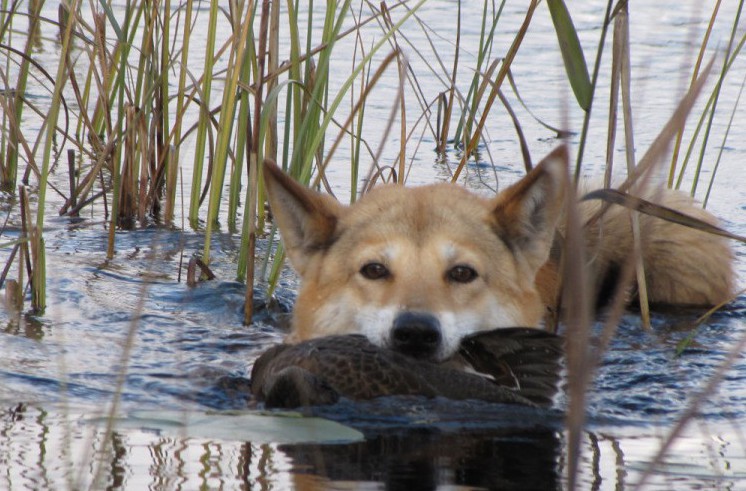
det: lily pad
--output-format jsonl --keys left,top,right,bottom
{"left": 85, "top": 409, "right": 364, "bottom": 444}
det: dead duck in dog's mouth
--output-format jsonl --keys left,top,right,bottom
{"left": 250, "top": 328, "right": 563, "bottom": 409}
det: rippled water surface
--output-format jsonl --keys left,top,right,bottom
{"left": 2, "top": 1, "right": 746, "bottom": 489}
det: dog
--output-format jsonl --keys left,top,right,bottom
{"left": 262, "top": 146, "right": 735, "bottom": 363}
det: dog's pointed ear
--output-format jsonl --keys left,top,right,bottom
{"left": 490, "top": 146, "right": 569, "bottom": 270}
{"left": 263, "top": 160, "right": 344, "bottom": 275}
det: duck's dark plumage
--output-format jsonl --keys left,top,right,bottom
{"left": 250, "top": 328, "right": 563, "bottom": 409}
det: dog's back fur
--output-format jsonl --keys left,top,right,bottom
{"left": 576, "top": 189, "right": 734, "bottom": 306}
{"left": 263, "top": 147, "right": 735, "bottom": 361}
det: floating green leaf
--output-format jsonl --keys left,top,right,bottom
{"left": 86, "top": 410, "right": 365, "bottom": 444}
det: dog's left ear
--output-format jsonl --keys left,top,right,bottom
{"left": 490, "top": 146, "right": 569, "bottom": 270}
{"left": 263, "top": 160, "right": 344, "bottom": 275}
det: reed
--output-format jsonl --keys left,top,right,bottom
{"left": 225, "top": 11, "right": 255, "bottom": 234}
{"left": 0, "top": 2, "right": 743, "bottom": 487}
{"left": 673, "top": 4, "right": 746, "bottom": 194}
{"left": 452, "top": 0, "right": 538, "bottom": 181}
{"left": 201, "top": 0, "right": 256, "bottom": 265}
{"left": 450, "top": 1, "right": 505, "bottom": 160}
{"left": 0, "top": 0, "right": 737, "bottom": 302}
{"left": 28, "top": 0, "right": 78, "bottom": 312}
{"left": 164, "top": 0, "right": 194, "bottom": 224}
{"left": 187, "top": 1, "right": 218, "bottom": 230}
{"left": 0, "top": 1, "right": 426, "bottom": 313}
{"left": 1, "top": 1, "right": 42, "bottom": 191}
{"left": 685, "top": 1, "right": 743, "bottom": 198}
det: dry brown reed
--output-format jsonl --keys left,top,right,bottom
{"left": 0, "top": 2, "right": 743, "bottom": 488}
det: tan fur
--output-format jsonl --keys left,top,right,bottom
{"left": 263, "top": 146, "right": 735, "bottom": 361}
{"left": 578, "top": 189, "right": 734, "bottom": 306}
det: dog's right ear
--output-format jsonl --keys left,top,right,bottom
{"left": 262, "top": 160, "right": 344, "bottom": 275}
{"left": 489, "top": 146, "right": 569, "bottom": 272}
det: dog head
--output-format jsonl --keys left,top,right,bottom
{"left": 263, "top": 147, "right": 568, "bottom": 362}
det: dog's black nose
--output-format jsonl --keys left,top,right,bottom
{"left": 391, "top": 312, "right": 441, "bottom": 359}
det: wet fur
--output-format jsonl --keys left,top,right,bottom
{"left": 263, "top": 147, "right": 735, "bottom": 361}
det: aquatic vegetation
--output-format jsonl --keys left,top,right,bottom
{"left": 0, "top": 1, "right": 744, "bottom": 489}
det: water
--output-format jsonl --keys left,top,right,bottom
{"left": 2, "top": 1, "right": 746, "bottom": 489}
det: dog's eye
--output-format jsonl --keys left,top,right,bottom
{"left": 447, "top": 265, "right": 478, "bottom": 283}
{"left": 360, "top": 262, "right": 390, "bottom": 280}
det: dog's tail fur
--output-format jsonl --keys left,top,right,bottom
{"left": 577, "top": 187, "right": 735, "bottom": 308}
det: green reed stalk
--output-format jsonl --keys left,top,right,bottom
{"left": 202, "top": 1, "right": 256, "bottom": 265}
{"left": 689, "top": 0, "right": 743, "bottom": 197}
{"left": 11, "top": 185, "right": 32, "bottom": 313}
{"left": 132, "top": 4, "right": 153, "bottom": 124}
{"left": 164, "top": 145, "right": 178, "bottom": 222}
{"left": 92, "top": 1, "right": 145, "bottom": 139}
{"left": 167, "top": 0, "right": 194, "bottom": 223}
{"left": 0, "top": 1, "right": 12, "bottom": 190}
{"left": 289, "top": 0, "right": 342, "bottom": 182}
{"left": 704, "top": 73, "right": 746, "bottom": 207}
{"left": 668, "top": 0, "right": 721, "bottom": 188}
{"left": 240, "top": 80, "right": 294, "bottom": 287}
{"left": 317, "top": 50, "right": 399, "bottom": 191}
{"left": 252, "top": 0, "right": 279, "bottom": 231}
{"left": 242, "top": 0, "right": 274, "bottom": 322}
{"left": 673, "top": 101, "right": 711, "bottom": 191}
{"left": 350, "top": 68, "right": 367, "bottom": 201}
{"left": 298, "top": 0, "right": 314, "bottom": 175}
{"left": 265, "top": 0, "right": 280, "bottom": 165}
{"left": 256, "top": 0, "right": 327, "bottom": 289}
{"left": 159, "top": 0, "right": 171, "bottom": 203}
{"left": 435, "top": 0, "right": 460, "bottom": 154}
{"left": 255, "top": 87, "right": 296, "bottom": 288}
{"left": 34, "top": 0, "right": 81, "bottom": 311}
{"left": 348, "top": 13, "right": 371, "bottom": 203}
{"left": 674, "top": 32, "right": 746, "bottom": 191}
{"left": 71, "top": 12, "right": 110, "bottom": 164}
{"left": 297, "top": 0, "right": 427, "bottom": 180}
{"left": 188, "top": 0, "right": 219, "bottom": 229}
{"left": 453, "top": 0, "right": 504, "bottom": 152}
{"left": 120, "top": 107, "right": 135, "bottom": 220}
{"left": 262, "top": 1, "right": 428, "bottom": 294}
{"left": 227, "top": 25, "right": 256, "bottom": 234}
{"left": 107, "top": 1, "right": 142, "bottom": 256}
{"left": 452, "top": 0, "right": 537, "bottom": 181}
{"left": 121, "top": 2, "right": 160, "bottom": 224}
{"left": 237, "top": 1, "right": 279, "bottom": 280}
{"left": 287, "top": 1, "right": 303, "bottom": 162}
{"left": 568, "top": 0, "right": 614, "bottom": 181}
{"left": 132, "top": 3, "right": 162, "bottom": 222}
{"left": 396, "top": 58, "right": 406, "bottom": 182}
{"left": 74, "top": 13, "right": 98, "bottom": 143}
{"left": 2, "top": 1, "right": 43, "bottom": 191}
{"left": 0, "top": 0, "right": 8, "bottom": 40}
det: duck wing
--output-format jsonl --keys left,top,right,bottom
{"left": 457, "top": 328, "right": 564, "bottom": 406}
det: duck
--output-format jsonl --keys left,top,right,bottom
{"left": 250, "top": 328, "right": 563, "bottom": 409}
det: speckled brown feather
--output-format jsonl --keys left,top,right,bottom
{"left": 251, "top": 328, "right": 563, "bottom": 408}
{"left": 457, "top": 328, "right": 564, "bottom": 407}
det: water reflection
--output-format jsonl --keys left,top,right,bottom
{"left": 281, "top": 429, "right": 561, "bottom": 490}
{"left": 3, "top": 402, "right": 744, "bottom": 490}
{"left": 2, "top": 312, "right": 44, "bottom": 340}
{"left": 2, "top": 402, "right": 561, "bottom": 490}
{"left": 0, "top": 404, "right": 294, "bottom": 490}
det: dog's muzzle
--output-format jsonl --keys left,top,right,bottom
{"left": 390, "top": 311, "right": 442, "bottom": 360}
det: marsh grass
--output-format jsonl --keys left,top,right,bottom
{"left": 0, "top": 1, "right": 744, "bottom": 489}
